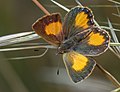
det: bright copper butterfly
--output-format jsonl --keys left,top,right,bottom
{"left": 32, "top": 6, "right": 110, "bottom": 83}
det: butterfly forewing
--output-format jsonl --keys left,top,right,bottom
{"left": 32, "top": 13, "right": 63, "bottom": 46}
{"left": 63, "top": 6, "right": 94, "bottom": 40}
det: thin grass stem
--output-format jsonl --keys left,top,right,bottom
{"left": 0, "top": 45, "right": 56, "bottom": 52}
{"left": 32, "top": 0, "right": 50, "bottom": 15}
{"left": 110, "top": 43, "right": 120, "bottom": 46}
{"left": 9, "top": 48, "right": 48, "bottom": 60}
{"left": 96, "top": 63, "right": 120, "bottom": 88}
{"left": 108, "top": 0, "right": 120, "bottom": 5}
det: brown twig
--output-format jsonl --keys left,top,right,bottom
{"left": 32, "top": 0, "right": 50, "bottom": 15}
{"left": 96, "top": 63, "right": 120, "bottom": 88}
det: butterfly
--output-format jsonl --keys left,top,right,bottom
{"left": 32, "top": 6, "right": 110, "bottom": 83}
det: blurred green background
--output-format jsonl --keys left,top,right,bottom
{"left": 0, "top": 0, "right": 120, "bottom": 92}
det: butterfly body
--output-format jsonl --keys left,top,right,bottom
{"left": 58, "top": 28, "right": 92, "bottom": 54}
{"left": 32, "top": 6, "right": 110, "bottom": 83}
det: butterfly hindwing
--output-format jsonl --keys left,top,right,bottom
{"left": 32, "top": 13, "right": 63, "bottom": 46}
{"left": 63, "top": 6, "right": 94, "bottom": 40}
{"left": 73, "top": 27, "right": 110, "bottom": 56}
{"left": 63, "top": 51, "right": 96, "bottom": 83}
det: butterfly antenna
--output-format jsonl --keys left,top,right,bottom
{"left": 56, "top": 59, "right": 60, "bottom": 75}
{"left": 57, "top": 68, "right": 59, "bottom": 75}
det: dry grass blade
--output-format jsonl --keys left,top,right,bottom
{"left": 32, "top": 0, "right": 50, "bottom": 15}
{"left": 115, "top": 6, "right": 120, "bottom": 15}
{"left": 0, "top": 32, "right": 40, "bottom": 47}
{"left": 51, "top": 0, "right": 70, "bottom": 12}
{"left": 112, "top": 5, "right": 120, "bottom": 17}
{"left": 90, "top": 5, "right": 120, "bottom": 8}
{"left": 109, "top": 47, "right": 120, "bottom": 59}
{"left": 107, "top": 18, "right": 120, "bottom": 54}
{"left": 108, "top": 0, "right": 120, "bottom": 5}
{"left": 107, "top": 18, "right": 119, "bottom": 43}
{"left": 111, "top": 87, "right": 120, "bottom": 92}
{"left": 0, "top": 31, "right": 34, "bottom": 42}
{"left": 100, "top": 21, "right": 120, "bottom": 26}
{"left": 11, "top": 43, "right": 49, "bottom": 47}
{"left": 9, "top": 48, "right": 48, "bottom": 60}
{"left": 96, "top": 63, "right": 120, "bottom": 88}
{"left": 101, "top": 26, "right": 120, "bottom": 32}
{"left": 0, "top": 45, "right": 56, "bottom": 52}
{"left": 110, "top": 43, "right": 120, "bottom": 46}
{"left": 112, "top": 13, "right": 120, "bottom": 17}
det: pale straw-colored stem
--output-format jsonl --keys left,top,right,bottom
{"left": 32, "top": 0, "right": 50, "bottom": 15}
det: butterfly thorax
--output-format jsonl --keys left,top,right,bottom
{"left": 58, "top": 29, "right": 93, "bottom": 54}
{"left": 58, "top": 38, "right": 75, "bottom": 54}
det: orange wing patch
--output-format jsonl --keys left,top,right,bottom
{"left": 45, "top": 21, "right": 62, "bottom": 35}
{"left": 75, "top": 12, "right": 89, "bottom": 29}
{"left": 68, "top": 51, "right": 88, "bottom": 71}
{"left": 88, "top": 32, "right": 105, "bottom": 46}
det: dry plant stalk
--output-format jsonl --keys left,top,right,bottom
{"left": 32, "top": 0, "right": 50, "bottom": 15}
{"left": 96, "top": 63, "right": 120, "bottom": 88}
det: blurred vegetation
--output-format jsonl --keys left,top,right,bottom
{"left": 0, "top": 0, "right": 120, "bottom": 92}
